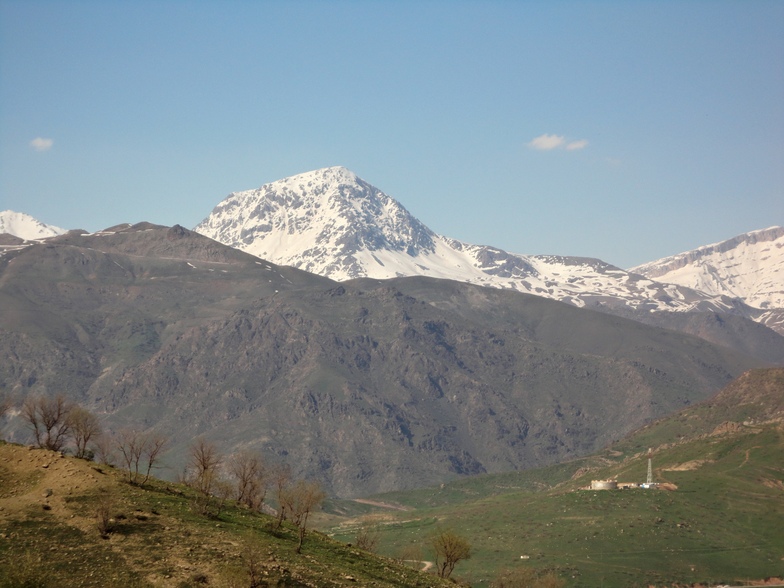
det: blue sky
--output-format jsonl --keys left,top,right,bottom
{"left": 1, "top": 1, "right": 782, "bottom": 269}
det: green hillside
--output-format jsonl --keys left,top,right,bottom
{"left": 320, "top": 369, "right": 784, "bottom": 587}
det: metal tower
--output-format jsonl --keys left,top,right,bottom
{"left": 646, "top": 448, "right": 653, "bottom": 485}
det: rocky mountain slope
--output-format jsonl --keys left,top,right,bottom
{"left": 0, "top": 223, "right": 773, "bottom": 497}
{"left": 0, "top": 209, "right": 66, "bottom": 240}
{"left": 194, "top": 167, "right": 781, "bottom": 334}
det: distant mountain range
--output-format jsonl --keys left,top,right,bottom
{"left": 1, "top": 170, "right": 781, "bottom": 497}
{"left": 4, "top": 171, "right": 781, "bottom": 334}
{"left": 193, "top": 167, "right": 784, "bottom": 334}
{"left": 0, "top": 223, "right": 776, "bottom": 497}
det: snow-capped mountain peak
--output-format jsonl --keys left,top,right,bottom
{"left": 0, "top": 210, "right": 66, "bottom": 240}
{"left": 194, "top": 166, "right": 436, "bottom": 279}
{"left": 195, "top": 168, "right": 781, "bottom": 332}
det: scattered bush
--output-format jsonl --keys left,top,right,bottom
{"left": 355, "top": 520, "right": 381, "bottom": 552}
{"left": 96, "top": 492, "right": 116, "bottom": 537}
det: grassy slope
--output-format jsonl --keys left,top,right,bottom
{"left": 0, "top": 443, "right": 451, "bottom": 588}
{"left": 320, "top": 369, "right": 784, "bottom": 587}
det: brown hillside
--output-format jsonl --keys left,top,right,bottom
{"left": 0, "top": 443, "right": 450, "bottom": 587}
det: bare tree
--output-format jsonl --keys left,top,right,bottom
{"left": 241, "top": 544, "right": 266, "bottom": 588}
{"left": 280, "top": 479, "right": 325, "bottom": 553}
{"left": 116, "top": 429, "right": 146, "bottom": 484}
{"left": 67, "top": 406, "right": 102, "bottom": 459}
{"left": 93, "top": 433, "right": 115, "bottom": 466}
{"left": 213, "top": 478, "right": 234, "bottom": 518}
{"left": 396, "top": 543, "right": 424, "bottom": 569}
{"left": 141, "top": 433, "right": 168, "bottom": 485}
{"left": 115, "top": 429, "right": 168, "bottom": 485}
{"left": 0, "top": 394, "right": 9, "bottom": 439}
{"left": 228, "top": 450, "right": 268, "bottom": 510}
{"left": 430, "top": 528, "right": 471, "bottom": 579}
{"left": 185, "top": 437, "right": 224, "bottom": 515}
{"left": 271, "top": 462, "right": 292, "bottom": 530}
{"left": 22, "top": 394, "right": 72, "bottom": 451}
{"left": 355, "top": 520, "right": 381, "bottom": 553}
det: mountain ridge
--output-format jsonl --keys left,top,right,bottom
{"left": 194, "top": 167, "right": 783, "bottom": 334}
{"left": 0, "top": 222, "right": 771, "bottom": 497}
{"left": 631, "top": 225, "right": 784, "bottom": 309}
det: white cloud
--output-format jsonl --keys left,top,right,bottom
{"left": 30, "top": 137, "right": 54, "bottom": 152}
{"left": 528, "top": 134, "right": 589, "bottom": 152}
{"left": 566, "top": 139, "right": 589, "bottom": 151}
{"left": 528, "top": 134, "right": 565, "bottom": 151}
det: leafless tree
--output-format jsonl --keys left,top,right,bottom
{"left": 22, "top": 394, "right": 72, "bottom": 451}
{"left": 355, "top": 520, "right": 381, "bottom": 553}
{"left": 92, "top": 433, "right": 115, "bottom": 466}
{"left": 228, "top": 450, "right": 268, "bottom": 510}
{"left": 430, "top": 528, "right": 471, "bottom": 579}
{"left": 0, "top": 394, "right": 9, "bottom": 439}
{"left": 213, "top": 478, "right": 234, "bottom": 518}
{"left": 280, "top": 479, "right": 325, "bottom": 553}
{"left": 67, "top": 406, "right": 102, "bottom": 459}
{"left": 396, "top": 543, "right": 424, "bottom": 569}
{"left": 187, "top": 437, "right": 221, "bottom": 494}
{"left": 115, "top": 429, "right": 168, "bottom": 485}
{"left": 241, "top": 544, "right": 266, "bottom": 588}
{"left": 116, "top": 429, "right": 146, "bottom": 484}
{"left": 271, "top": 462, "right": 292, "bottom": 530}
{"left": 185, "top": 437, "right": 224, "bottom": 515}
{"left": 141, "top": 433, "right": 168, "bottom": 485}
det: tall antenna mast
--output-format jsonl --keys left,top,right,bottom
{"left": 646, "top": 448, "right": 653, "bottom": 485}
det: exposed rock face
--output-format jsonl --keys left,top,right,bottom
{"left": 0, "top": 222, "right": 772, "bottom": 496}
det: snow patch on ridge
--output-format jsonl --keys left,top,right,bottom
{"left": 631, "top": 227, "right": 784, "bottom": 310}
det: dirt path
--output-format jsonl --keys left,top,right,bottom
{"left": 351, "top": 498, "right": 409, "bottom": 511}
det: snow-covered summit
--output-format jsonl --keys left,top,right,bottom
{"left": 0, "top": 210, "right": 66, "bottom": 240}
{"left": 630, "top": 226, "right": 784, "bottom": 310}
{"left": 195, "top": 168, "right": 764, "bottom": 324}
{"left": 194, "top": 166, "right": 437, "bottom": 279}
